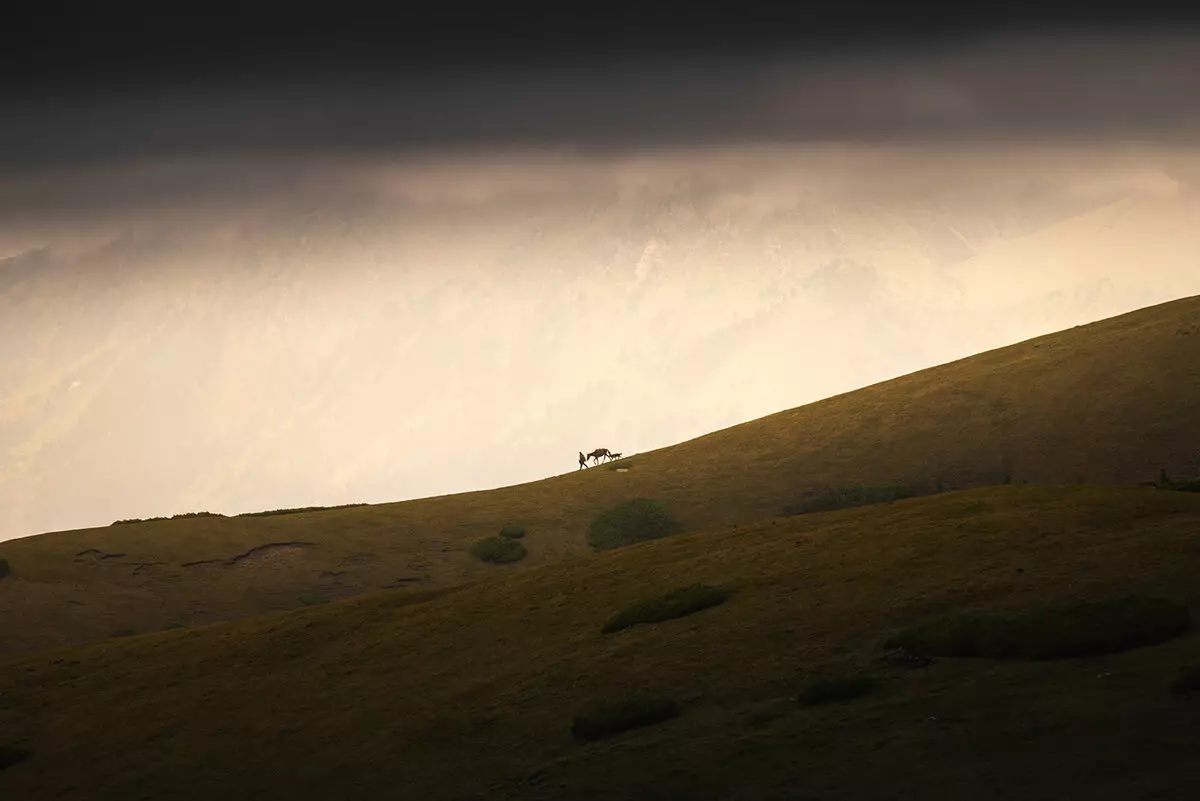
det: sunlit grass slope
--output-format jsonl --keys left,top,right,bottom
{"left": 1, "top": 294, "right": 1198, "bottom": 656}
{"left": 1, "top": 485, "right": 1198, "bottom": 800}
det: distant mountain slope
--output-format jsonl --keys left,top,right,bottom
{"left": 1, "top": 485, "right": 1198, "bottom": 800}
{"left": 1, "top": 294, "right": 1197, "bottom": 656}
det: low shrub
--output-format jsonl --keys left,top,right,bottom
{"left": 0, "top": 745, "right": 31, "bottom": 771}
{"left": 571, "top": 697, "right": 679, "bottom": 741}
{"left": 783, "top": 483, "right": 926, "bottom": 516}
{"left": 0, "top": 557, "right": 9, "bottom": 579}
{"left": 602, "top": 584, "right": 730, "bottom": 633}
{"left": 499, "top": 525, "right": 526, "bottom": 540}
{"left": 470, "top": 536, "right": 527, "bottom": 564}
{"left": 298, "top": 588, "right": 330, "bottom": 606}
{"left": 1171, "top": 665, "right": 1200, "bottom": 696}
{"left": 110, "top": 628, "right": 137, "bottom": 638}
{"left": 238, "top": 503, "right": 369, "bottom": 518}
{"left": 798, "top": 676, "right": 878, "bottom": 707}
{"left": 112, "top": 511, "right": 224, "bottom": 525}
{"left": 587, "top": 498, "right": 684, "bottom": 551}
{"left": 886, "top": 596, "right": 1191, "bottom": 660}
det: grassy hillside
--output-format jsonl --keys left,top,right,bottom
{"left": 1, "top": 294, "right": 1198, "bottom": 656}
{"left": 1, "top": 485, "right": 1198, "bottom": 800}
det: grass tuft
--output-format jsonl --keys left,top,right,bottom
{"left": 587, "top": 498, "right": 684, "bottom": 551}
{"left": 0, "top": 744, "right": 31, "bottom": 771}
{"left": 601, "top": 584, "right": 730, "bottom": 633}
{"left": 1170, "top": 665, "right": 1200, "bottom": 696}
{"left": 797, "top": 676, "right": 878, "bottom": 707}
{"left": 498, "top": 525, "right": 526, "bottom": 540}
{"left": 571, "top": 697, "right": 679, "bottom": 741}
{"left": 886, "top": 596, "right": 1191, "bottom": 660}
{"left": 470, "top": 536, "right": 528, "bottom": 564}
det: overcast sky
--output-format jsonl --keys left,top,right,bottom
{"left": 4, "top": 16, "right": 1200, "bottom": 539}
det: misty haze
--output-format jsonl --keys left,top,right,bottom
{"left": 4, "top": 139, "right": 1200, "bottom": 541}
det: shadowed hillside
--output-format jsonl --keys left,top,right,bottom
{"left": 1, "top": 485, "right": 1198, "bottom": 800}
{"left": 1, "top": 294, "right": 1198, "bottom": 656}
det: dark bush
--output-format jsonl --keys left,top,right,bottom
{"left": 797, "top": 676, "right": 878, "bottom": 707}
{"left": 602, "top": 584, "right": 730, "bottom": 633}
{"left": 587, "top": 498, "right": 684, "bottom": 551}
{"left": 782, "top": 483, "right": 926, "bottom": 516}
{"left": 499, "top": 525, "right": 526, "bottom": 540}
{"left": 886, "top": 596, "right": 1191, "bottom": 660}
{"left": 110, "top": 628, "right": 137, "bottom": 638}
{"left": 0, "top": 557, "right": 9, "bottom": 579}
{"left": 470, "top": 536, "right": 528, "bottom": 564}
{"left": 0, "top": 745, "right": 31, "bottom": 771}
{"left": 112, "top": 511, "right": 224, "bottom": 525}
{"left": 571, "top": 697, "right": 679, "bottom": 740}
{"left": 298, "top": 588, "right": 329, "bottom": 606}
{"left": 1171, "top": 665, "right": 1200, "bottom": 696}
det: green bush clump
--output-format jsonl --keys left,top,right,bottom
{"left": 470, "top": 536, "right": 528, "bottom": 564}
{"left": 587, "top": 498, "right": 683, "bottom": 551}
{"left": 0, "top": 557, "right": 9, "bottom": 579}
{"left": 602, "top": 584, "right": 730, "bottom": 633}
{"left": 797, "top": 676, "right": 878, "bottom": 707}
{"left": 1170, "top": 665, "right": 1200, "bottom": 696}
{"left": 0, "top": 745, "right": 31, "bottom": 771}
{"left": 499, "top": 525, "right": 526, "bottom": 540}
{"left": 886, "top": 596, "right": 1191, "bottom": 660}
{"left": 783, "top": 483, "right": 925, "bottom": 516}
{"left": 298, "top": 588, "right": 330, "bottom": 606}
{"left": 571, "top": 697, "right": 679, "bottom": 741}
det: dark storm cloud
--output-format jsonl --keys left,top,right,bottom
{"left": 4, "top": 27, "right": 1200, "bottom": 221}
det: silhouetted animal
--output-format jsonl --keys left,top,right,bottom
{"left": 607, "top": 452, "right": 623, "bottom": 462}
{"left": 587, "top": 448, "right": 611, "bottom": 465}
{"left": 578, "top": 451, "right": 588, "bottom": 470}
